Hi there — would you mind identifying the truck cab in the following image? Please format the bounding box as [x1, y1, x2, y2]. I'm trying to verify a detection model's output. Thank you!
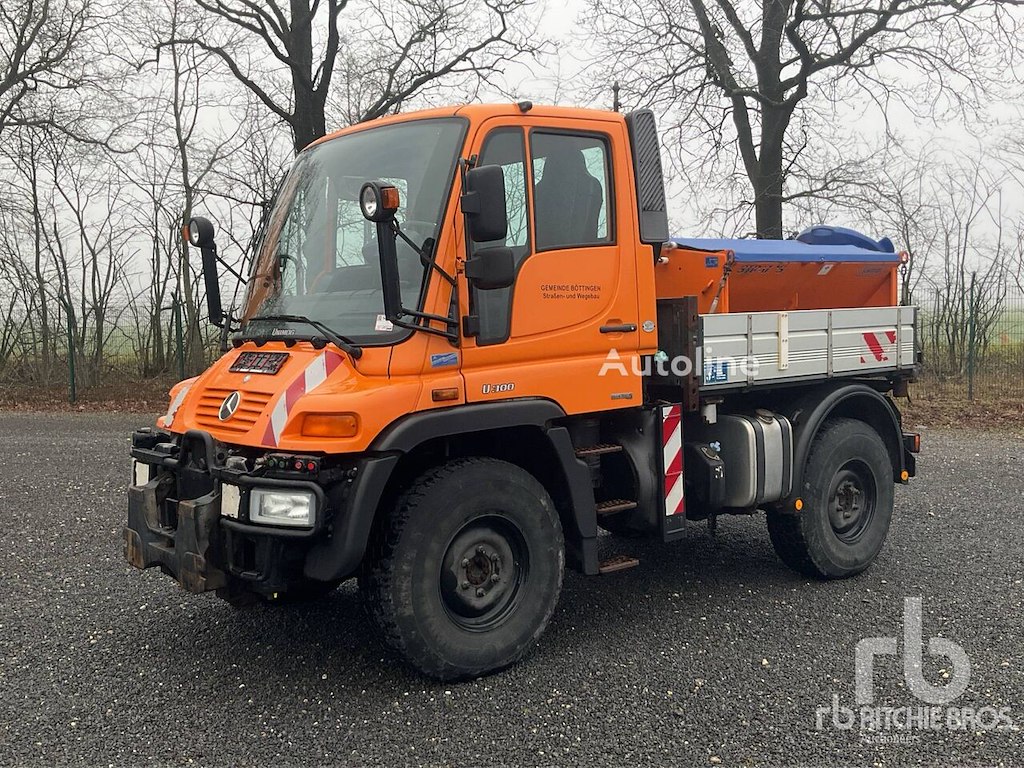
[125, 104, 919, 680]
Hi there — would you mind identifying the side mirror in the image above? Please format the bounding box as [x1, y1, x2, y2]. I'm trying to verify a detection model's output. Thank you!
[186, 216, 223, 327]
[462, 165, 508, 243]
[465, 246, 514, 291]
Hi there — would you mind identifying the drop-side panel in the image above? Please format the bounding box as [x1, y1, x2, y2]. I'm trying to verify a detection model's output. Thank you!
[699, 306, 916, 390]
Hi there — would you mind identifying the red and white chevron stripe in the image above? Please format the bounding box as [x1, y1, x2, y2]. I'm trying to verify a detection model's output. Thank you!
[262, 351, 344, 447]
[861, 330, 897, 364]
[662, 404, 684, 516]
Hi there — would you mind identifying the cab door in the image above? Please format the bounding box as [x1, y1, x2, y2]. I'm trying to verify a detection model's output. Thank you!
[459, 116, 644, 415]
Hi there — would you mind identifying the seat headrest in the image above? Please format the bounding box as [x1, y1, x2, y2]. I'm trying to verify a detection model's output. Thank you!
[540, 148, 588, 181]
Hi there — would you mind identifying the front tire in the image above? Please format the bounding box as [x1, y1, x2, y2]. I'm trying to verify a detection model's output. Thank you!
[767, 417, 894, 578]
[360, 458, 564, 680]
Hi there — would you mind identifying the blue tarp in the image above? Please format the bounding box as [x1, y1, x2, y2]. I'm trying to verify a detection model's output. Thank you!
[671, 226, 901, 264]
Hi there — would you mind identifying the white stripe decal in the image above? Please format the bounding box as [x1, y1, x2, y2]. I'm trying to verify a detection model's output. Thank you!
[304, 353, 327, 391]
[270, 396, 289, 446]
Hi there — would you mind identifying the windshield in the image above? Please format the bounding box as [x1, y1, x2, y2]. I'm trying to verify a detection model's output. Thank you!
[240, 117, 466, 341]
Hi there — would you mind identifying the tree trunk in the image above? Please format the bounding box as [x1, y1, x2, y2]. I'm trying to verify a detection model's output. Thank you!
[287, 0, 324, 153]
[753, 128, 786, 239]
[753, 176, 785, 239]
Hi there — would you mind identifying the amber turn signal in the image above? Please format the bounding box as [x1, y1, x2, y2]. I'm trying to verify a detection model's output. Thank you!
[301, 412, 359, 438]
[432, 387, 460, 402]
[381, 186, 400, 210]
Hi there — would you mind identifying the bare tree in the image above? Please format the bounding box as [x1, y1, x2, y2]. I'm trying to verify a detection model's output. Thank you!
[588, 0, 1023, 238]
[163, 0, 540, 153]
[0, 0, 95, 131]
[135, 0, 247, 372]
[42, 132, 135, 387]
[332, 0, 541, 125]
[914, 156, 1011, 376]
[4, 129, 61, 381]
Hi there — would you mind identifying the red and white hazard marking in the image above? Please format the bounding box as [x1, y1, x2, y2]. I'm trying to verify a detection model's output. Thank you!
[662, 404, 684, 516]
[262, 351, 344, 447]
[861, 330, 897, 364]
[162, 381, 192, 428]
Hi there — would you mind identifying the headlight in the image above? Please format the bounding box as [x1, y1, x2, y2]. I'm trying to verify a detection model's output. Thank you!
[249, 488, 316, 528]
[360, 184, 379, 219]
[186, 216, 214, 247]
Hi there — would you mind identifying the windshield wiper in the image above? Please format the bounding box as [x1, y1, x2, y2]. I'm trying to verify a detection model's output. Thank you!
[242, 314, 363, 359]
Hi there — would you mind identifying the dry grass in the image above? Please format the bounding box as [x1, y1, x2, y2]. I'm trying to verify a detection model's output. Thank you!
[0, 377, 175, 413]
[901, 380, 1024, 436]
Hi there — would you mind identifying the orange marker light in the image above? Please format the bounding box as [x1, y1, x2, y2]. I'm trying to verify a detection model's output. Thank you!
[900, 470, 909, 482]
[301, 413, 359, 438]
[795, 498, 804, 511]
[432, 388, 460, 402]
[381, 186, 400, 210]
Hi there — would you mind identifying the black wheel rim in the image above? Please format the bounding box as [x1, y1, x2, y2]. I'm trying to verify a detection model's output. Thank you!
[827, 459, 877, 543]
[439, 515, 529, 632]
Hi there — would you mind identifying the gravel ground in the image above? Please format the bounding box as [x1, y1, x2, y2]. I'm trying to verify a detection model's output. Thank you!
[1, 412, 1022, 768]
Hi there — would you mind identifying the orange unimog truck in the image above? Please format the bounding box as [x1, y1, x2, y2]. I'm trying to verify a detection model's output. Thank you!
[125, 104, 920, 680]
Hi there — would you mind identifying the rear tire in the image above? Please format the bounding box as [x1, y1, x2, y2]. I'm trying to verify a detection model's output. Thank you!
[767, 418, 893, 578]
[359, 457, 564, 680]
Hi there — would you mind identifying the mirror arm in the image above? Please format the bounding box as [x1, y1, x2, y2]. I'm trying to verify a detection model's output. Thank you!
[393, 224, 455, 288]
[218, 309, 236, 352]
[216, 255, 247, 285]
[390, 309, 459, 343]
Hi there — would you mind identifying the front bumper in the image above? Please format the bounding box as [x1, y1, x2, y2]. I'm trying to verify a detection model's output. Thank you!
[123, 428, 329, 596]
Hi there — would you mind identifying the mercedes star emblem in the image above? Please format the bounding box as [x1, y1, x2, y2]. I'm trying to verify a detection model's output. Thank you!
[218, 391, 242, 421]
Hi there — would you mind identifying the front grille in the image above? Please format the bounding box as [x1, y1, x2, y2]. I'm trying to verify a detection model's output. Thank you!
[194, 387, 273, 433]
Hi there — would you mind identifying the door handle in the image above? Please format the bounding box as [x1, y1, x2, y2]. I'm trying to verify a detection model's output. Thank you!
[600, 323, 637, 334]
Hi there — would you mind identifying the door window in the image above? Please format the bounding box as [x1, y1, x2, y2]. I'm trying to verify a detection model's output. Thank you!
[531, 132, 612, 251]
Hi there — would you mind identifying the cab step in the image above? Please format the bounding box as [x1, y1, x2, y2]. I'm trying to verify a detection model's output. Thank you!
[595, 499, 638, 515]
[598, 555, 640, 574]
[575, 443, 624, 458]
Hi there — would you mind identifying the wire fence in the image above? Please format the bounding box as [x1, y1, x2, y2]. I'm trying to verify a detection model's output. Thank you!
[0, 295, 220, 401]
[914, 285, 1024, 402]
